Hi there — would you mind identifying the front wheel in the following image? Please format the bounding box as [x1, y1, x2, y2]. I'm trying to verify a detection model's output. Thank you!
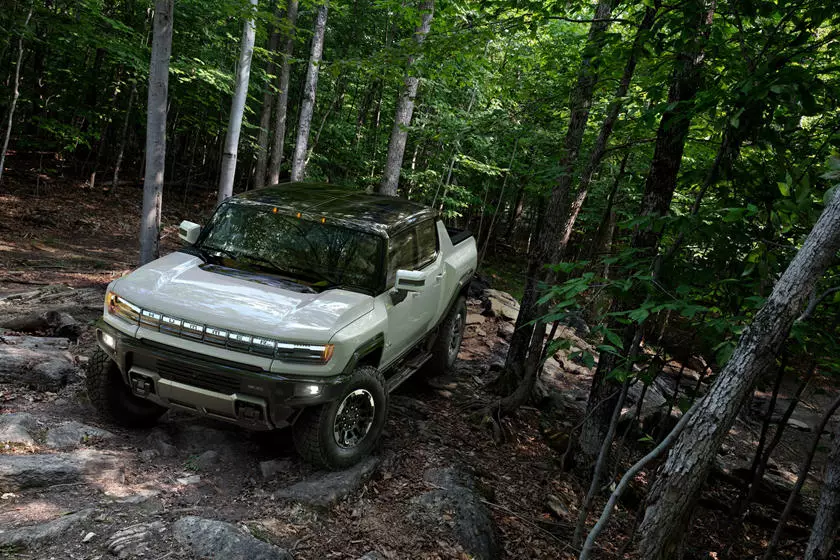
[293, 366, 388, 470]
[85, 349, 166, 428]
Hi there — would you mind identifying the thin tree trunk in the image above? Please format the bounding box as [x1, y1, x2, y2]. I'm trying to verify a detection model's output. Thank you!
[579, 0, 715, 465]
[0, 3, 34, 186]
[557, 2, 658, 251]
[501, 0, 617, 391]
[254, 28, 280, 190]
[379, 0, 434, 196]
[290, 1, 328, 182]
[763, 393, 840, 560]
[217, 0, 258, 204]
[266, 0, 299, 185]
[139, 0, 174, 265]
[637, 187, 840, 559]
[805, 419, 840, 560]
[112, 82, 137, 191]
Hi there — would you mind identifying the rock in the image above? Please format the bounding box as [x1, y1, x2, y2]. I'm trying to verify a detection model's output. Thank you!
[358, 552, 386, 560]
[108, 521, 166, 559]
[1, 310, 82, 340]
[144, 429, 178, 458]
[173, 516, 292, 560]
[546, 494, 571, 519]
[45, 421, 114, 449]
[177, 474, 202, 485]
[82, 531, 96, 543]
[787, 418, 812, 431]
[0, 335, 80, 390]
[139, 449, 161, 462]
[0, 412, 39, 445]
[276, 456, 380, 508]
[497, 322, 515, 340]
[413, 467, 499, 560]
[466, 313, 485, 325]
[390, 396, 428, 420]
[0, 450, 123, 492]
[259, 459, 293, 481]
[195, 450, 220, 470]
[173, 423, 245, 455]
[483, 289, 520, 322]
[0, 508, 93, 548]
[621, 382, 668, 427]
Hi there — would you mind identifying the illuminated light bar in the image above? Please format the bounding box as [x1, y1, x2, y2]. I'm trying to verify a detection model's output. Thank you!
[105, 293, 332, 363]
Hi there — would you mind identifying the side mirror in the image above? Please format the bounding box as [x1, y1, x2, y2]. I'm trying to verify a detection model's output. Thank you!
[178, 221, 201, 244]
[394, 269, 427, 293]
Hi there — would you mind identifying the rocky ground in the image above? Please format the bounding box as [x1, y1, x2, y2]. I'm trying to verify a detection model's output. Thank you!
[1, 281, 837, 559]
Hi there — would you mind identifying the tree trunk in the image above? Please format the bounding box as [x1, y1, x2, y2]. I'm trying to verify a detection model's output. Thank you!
[0, 4, 33, 186]
[379, 0, 434, 196]
[266, 0, 299, 185]
[556, 3, 658, 250]
[290, 1, 328, 182]
[763, 393, 840, 560]
[139, 0, 174, 265]
[254, 28, 280, 190]
[501, 0, 617, 388]
[637, 187, 840, 559]
[579, 0, 715, 465]
[217, 0, 258, 204]
[111, 82, 137, 191]
[805, 420, 840, 560]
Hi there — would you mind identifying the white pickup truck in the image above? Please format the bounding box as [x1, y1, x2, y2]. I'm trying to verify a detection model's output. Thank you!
[88, 183, 477, 468]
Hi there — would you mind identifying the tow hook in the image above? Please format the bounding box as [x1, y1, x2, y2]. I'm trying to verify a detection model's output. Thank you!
[130, 374, 155, 396]
[236, 402, 265, 422]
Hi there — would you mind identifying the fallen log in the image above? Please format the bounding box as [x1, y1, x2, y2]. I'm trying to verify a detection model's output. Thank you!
[1, 310, 81, 340]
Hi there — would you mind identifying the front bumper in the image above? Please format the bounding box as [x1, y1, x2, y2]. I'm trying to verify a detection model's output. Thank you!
[95, 320, 349, 430]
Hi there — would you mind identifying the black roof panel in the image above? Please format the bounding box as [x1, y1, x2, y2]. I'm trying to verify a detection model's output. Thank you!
[233, 182, 436, 237]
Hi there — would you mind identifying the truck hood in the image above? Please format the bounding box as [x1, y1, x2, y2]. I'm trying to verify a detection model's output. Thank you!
[112, 251, 374, 343]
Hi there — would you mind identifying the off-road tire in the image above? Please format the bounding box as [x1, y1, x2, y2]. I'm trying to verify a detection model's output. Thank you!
[85, 349, 166, 428]
[427, 296, 467, 375]
[293, 366, 388, 470]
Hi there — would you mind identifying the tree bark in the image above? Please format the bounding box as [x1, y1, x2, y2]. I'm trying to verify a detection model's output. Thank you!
[0, 3, 33, 186]
[254, 28, 280, 190]
[637, 187, 840, 559]
[579, 0, 715, 465]
[379, 0, 434, 196]
[139, 0, 174, 265]
[217, 0, 258, 204]
[805, 420, 840, 560]
[501, 0, 617, 384]
[266, 0, 299, 185]
[290, 1, 328, 182]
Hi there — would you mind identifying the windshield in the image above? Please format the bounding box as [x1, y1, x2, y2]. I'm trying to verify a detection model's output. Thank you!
[196, 202, 384, 294]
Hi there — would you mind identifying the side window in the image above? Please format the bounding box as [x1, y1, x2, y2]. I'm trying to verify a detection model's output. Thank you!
[387, 228, 418, 288]
[416, 220, 438, 268]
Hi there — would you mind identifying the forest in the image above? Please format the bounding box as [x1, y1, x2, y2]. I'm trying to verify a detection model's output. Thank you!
[1, 0, 840, 558]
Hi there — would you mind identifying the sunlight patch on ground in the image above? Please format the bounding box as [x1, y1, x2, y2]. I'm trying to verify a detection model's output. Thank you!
[0, 499, 64, 526]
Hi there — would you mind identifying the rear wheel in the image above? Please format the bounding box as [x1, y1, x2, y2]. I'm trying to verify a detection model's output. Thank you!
[427, 296, 467, 375]
[85, 349, 166, 428]
[293, 366, 388, 470]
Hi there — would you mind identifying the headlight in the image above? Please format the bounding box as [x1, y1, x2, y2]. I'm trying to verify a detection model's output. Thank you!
[275, 343, 335, 364]
[105, 291, 140, 323]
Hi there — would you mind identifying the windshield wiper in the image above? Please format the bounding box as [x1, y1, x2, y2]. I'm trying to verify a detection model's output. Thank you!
[202, 245, 240, 261]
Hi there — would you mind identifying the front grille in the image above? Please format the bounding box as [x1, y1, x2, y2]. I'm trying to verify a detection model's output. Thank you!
[156, 359, 241, 395]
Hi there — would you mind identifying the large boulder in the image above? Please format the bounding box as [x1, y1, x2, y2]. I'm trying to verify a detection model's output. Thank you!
[0, 450, 123, 492]
[275, 456, 379, 508]
[173, 516, 292, 560]
[412, 467, 499, 560]
[0, 412, 40, 445]
[0, 508, 93, 548]
[45, 421, 114, 449]
[0, 335, 79, 390]
[483, 289, 520, 322]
